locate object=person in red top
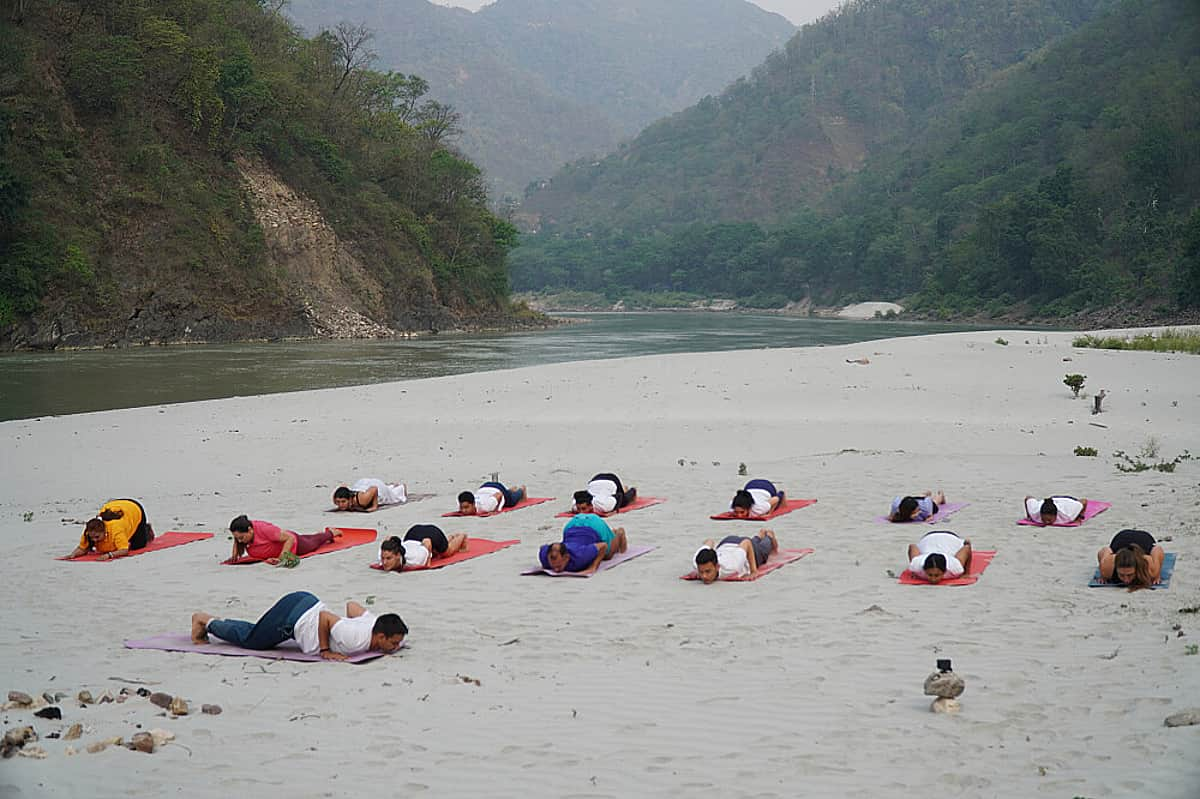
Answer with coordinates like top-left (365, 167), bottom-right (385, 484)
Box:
top-left (64, 499), bottom-right (154, 560)
top-left (225, 515), bottom-right (340, 565)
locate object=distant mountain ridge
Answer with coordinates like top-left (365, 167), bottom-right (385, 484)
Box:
top-left (286, 0), bottom-right (795, 197)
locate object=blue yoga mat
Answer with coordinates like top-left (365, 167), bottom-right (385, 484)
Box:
top-left (1089, 552), bottom-right (1176, 589)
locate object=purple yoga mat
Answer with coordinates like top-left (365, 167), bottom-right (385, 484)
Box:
top-left (124, 633), bottom-right (399, 663)
top-left (875, 502), bottom-right (969, 524)
top-left (521, 545), bottom-right (656, 577)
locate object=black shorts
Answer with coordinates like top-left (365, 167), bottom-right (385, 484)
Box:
top-left (1110, 529), bottom-right (1156, 555)
top-left (405, 524), bottom-right (448, 554)
top-left (119, 498), bottom-right (153, 550)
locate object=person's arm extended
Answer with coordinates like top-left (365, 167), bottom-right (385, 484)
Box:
top-left (66, 545), bottom-right (87, 559)
top-left (740, 539), bottom-right (758, 577)
top-left (582, 543), bottom-right (607, 575)
top-left (358, 485), bottom-right (379, 512)
top-left (103, 547), bottom-right (131, 560)
top-left (345, 601), bottom-right (367, 618)
top-left (317, 610), bottom-right (348, 660)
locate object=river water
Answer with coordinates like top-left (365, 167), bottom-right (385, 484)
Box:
top-left (0, 313), bottom-right (999, 421)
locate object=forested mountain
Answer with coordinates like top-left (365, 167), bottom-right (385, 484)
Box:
top-left (285, 0), bottom-right (795, 198)
top-left (0, 0), bottom-right (521, 349)
top-left (512, 0), bottom-right (1200, 320)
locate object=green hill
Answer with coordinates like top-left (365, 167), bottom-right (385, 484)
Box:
top-left (285, 0), bottom-right (796, 199)
top-left (512, 0), bottom-right (1200, 320)
top-left (0, 0), bottom-right (522, 349)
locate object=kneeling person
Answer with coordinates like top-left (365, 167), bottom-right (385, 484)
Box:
top-left (539, 513), bottom-right (628, 575)
top-left (65, 498), bottom-right (155, 560)
top-left (377, 525), bottom-right (468, 571)
top-left (457, 481), bottom-right (527, 515)
top-left (729, 479), bottom-right (785, 518)
top-left (694, 528), bottom-right (778, 583)
top-left (906, 531), bottom-right (972, 583)
top-left (191, 591), bottom-right (406, 660)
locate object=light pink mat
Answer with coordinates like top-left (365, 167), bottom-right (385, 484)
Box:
top-left (554, 496), bottom-right (666, 518)
top-left (521, 545), bottom-right (656, 577)
top-left (874, 502), bottom-right (969, 524)
top-left (1017, 500), bottom-right (1111, 527)
top-left (680, 548), bottom-right (813, 581)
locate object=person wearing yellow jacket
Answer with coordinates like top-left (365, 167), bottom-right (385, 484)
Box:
top-left (65, 499), bottom-right (154, 560)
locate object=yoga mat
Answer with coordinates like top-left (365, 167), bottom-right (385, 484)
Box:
top-left (681, 548), bottom-right (814, 581)
top-left (554, 496), bottom-right (667, 518)
top-left (59, 532), bottom-right (214, 562)
top-left (898, 550), bottom-right (997, 586)
top-left (442, 496), bottom-right (555, 517)
top-left (710, 499), bottom-right (817, 521)
top-left (1089, 552), bottom-right (1176, 589)
top-left (224, 527), bottom-right (376, 565)
top-left (874, 502), bottom-right (969, 524)
top-left (324, 492), bottom-right (435, 512)
top-left (521, 544), bottom-right (656, 577)
top-left (1017, 500), bottom-right (1111, 527)
top-left (124, 633), bottom-right (394, 663)
top-left (369, 537), bottom-right (520, 571)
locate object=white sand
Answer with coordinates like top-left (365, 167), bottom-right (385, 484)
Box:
top-left (836, 301), bottom-right (904, 319)
top-left (1, 328), bottom-right (1199, 798)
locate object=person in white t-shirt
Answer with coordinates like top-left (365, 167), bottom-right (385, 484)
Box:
top-left (331, 478), bottom-right (407, 512)
top-left (191, 591), bottom-right (407, 660)
top-left (570, 473), bottom-right (638, 515)
top-left (1024, 495), bottom-right (1088, 526)
top-left (456, 481), bottom-right (527, 515)
top-left (729, 479), bottom-right (785, 518)
top-left (906, 531), bottom-right (972, 583)
top-left (376, 525), bottom-right (469, 572)
top-left (692, 528), bottom-right (778, 583)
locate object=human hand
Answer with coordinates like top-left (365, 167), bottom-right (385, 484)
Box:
top-left (320, 650), bottom-right (348, 661)
top-left (266, 557), bottom-right (280, 566)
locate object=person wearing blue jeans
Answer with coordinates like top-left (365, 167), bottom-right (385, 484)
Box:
top-left (191, 591), bottom-right (407, 661)
top-left (457, 480), bottom-right (527, 514)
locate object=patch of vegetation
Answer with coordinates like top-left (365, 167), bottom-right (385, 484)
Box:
top-left (995, 337), bottom-right (1009, 346)
top-left (1064, 374), bottom-right (1087, 398)
top-left (1073, 446), bottom-right (1098, 457)
top-left (1113, 438), bottom-right (1192, 473)
top-left (1186, 644), bottom-right (1198, 656)
top-left (1073, 329), bottom-right (1200, 354)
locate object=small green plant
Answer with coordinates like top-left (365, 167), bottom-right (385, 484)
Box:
top-left (1073, 446), bottom-right (1098, 457)
top-left (1073, 329), bottom-right (1200, 354)
top-left (1186, 644), bottom-right (1199, 656)
top-left (1180, 606), bottom-right (1200, 614)
top-left (737, 462), bottom-right (748, 476)
top-left (365, 595), bottom-right (376, 606)
top-left (1063, 373), bottom-right (1086, 397)
top-left (994, 337), bottom-right (1008, 345)
top-left (277, 551), bottom-right (300, 568)
top-left (1113, 438), bottom-right (1192, 473)
top-left (22, 511), bottom-right (33, 522)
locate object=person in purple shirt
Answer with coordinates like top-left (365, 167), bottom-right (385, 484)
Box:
top-left (538, 517), bottom-right (629, 574)
top-left (888, 489), bottom-right (946, 522)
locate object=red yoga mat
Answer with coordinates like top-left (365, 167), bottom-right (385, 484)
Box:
top-left (60, 531), bottom-right (214, 562)
top-left (898, 550), bottom-right (997, 586)
top-left (554, 496), bottom-right (666, 518)
top-left (1017, 500), bottom-right (1111, 527)
top-left (681, 548), bottom-right (814, 581)
top-left (442, 496), bottom-right (555, 517)
top-left (369, 537), bottom-right (520, 571)
top-left (710, 499), bottom-right (817, 521)
top-left (224, 528), bottom-right (377, 565)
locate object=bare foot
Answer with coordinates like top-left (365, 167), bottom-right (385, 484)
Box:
top-left (762, 528), bottom-right (779, 553)
top-left (327, 527), bottom-right (343, 539)
top-left (933, 489), bottom-right (946, 504)
top-left (191, 613), bottom-right (214, 644)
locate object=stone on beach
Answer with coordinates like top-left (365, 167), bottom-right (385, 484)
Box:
top-left (923, 671), bottom-right (965, 699)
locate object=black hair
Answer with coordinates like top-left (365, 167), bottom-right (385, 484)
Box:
top-left (923, 553), bottom-right (948, 572)
top-left (380, 535), bottom-right (406, 564)
top-left (229, 515), bottom-right (252, 533)
top-left (1040, 498), bottom-right (1057, 517)
top-left (372, 614), bottom-right (408, 638)
top-left (731, 490), bottom-right (753, 510)
top-left (695, 547), bottom-right (718, 566)
top-left (573, 490), bottom-right (593, 505)
top-left (333, 487), bottom-right (353, 500)
top-left (457, 491), bottom-right (475, 504)
top-left (895, 496), bottom-right (919, 521)
top-left (547, 542), bottom-right (568, 558)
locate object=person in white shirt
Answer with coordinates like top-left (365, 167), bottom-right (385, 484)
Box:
top-left (331, 478), bottom-right (407, 512)
top-left (191, 591), bottom-right (406, 660)
top-left (1024, 495), bottom-right (1088, 526)
top-left (457, 481), bottom-right (526, 515)
top-left (692, 529), bottom-right (778, 583)
top-left (570, 473), bottom-right (638, 515)
top-left (888, 489), bottom-right (946, 522)
top-left (729, 479), bottom-right (785, 518)
top-left (906, 531), bottom-right (972, 583)
top-left (376, 525), bottom-right (468, 572)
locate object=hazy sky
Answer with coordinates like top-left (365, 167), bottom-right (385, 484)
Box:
top-left (429, 0), bottom-right (843, 26)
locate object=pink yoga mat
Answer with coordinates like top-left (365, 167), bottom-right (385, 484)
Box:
top-left (124, 633), bottom-right (395, 663)
top-left (224, 527), bottom-right (376, 565)
top-left (680, 548), bottom-right (814, 581)
top-left (874, 502), bottom-right (969, 524)
top-left (324, 492), bottom-right (435, 512)
top-left (442, 496), bottom-right (555, 517)
top-left (898, 550), bottom-right (997, 586)
top-left (710, 499), bottom-right (817, 521)
top-left (1017, 500), bottom-right (1111, 527)
top-left (521, 544), bottom-right (656, 577)
top-left (554, 496), bottom-right (667, 518)
top-left (369, 537), bottom-right (520, 571)
top-left (59, 532), bottom-right (214, 562)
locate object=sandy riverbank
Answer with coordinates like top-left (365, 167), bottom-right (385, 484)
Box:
top-left (1, 328), bottom-right (1198, 798)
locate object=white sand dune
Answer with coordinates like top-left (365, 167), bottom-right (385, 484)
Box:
top-left (1, 328), bottom-right (1198, 798)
